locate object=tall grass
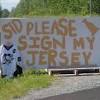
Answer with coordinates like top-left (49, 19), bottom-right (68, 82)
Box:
top-left (0, 69), bottom-right (54, 100)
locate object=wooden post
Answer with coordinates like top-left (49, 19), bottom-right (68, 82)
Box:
top-left (74, 69), bottom-right (78, 76)
top-left (48, 70), bottom-right (52, 76)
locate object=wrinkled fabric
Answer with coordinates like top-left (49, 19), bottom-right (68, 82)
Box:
top-left (0, 44), bottom-right (22, 78)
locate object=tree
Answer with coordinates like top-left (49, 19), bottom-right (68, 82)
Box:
top-left (10, 0), bottom-right (100, 17)
top-left (2, 9), bottom-right (9, 17)
top-left (92, 0), bottom-right (100, 14)
top-left (9, 7), bottom-right (16, 17)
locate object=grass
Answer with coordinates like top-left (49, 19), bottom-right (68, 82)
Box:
top-left (0, 69), bottom-right (54, 100)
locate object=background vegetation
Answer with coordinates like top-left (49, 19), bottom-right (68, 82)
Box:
top-left (0, 0), bottom-right (100, 17)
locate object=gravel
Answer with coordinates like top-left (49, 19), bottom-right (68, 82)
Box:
top-left (15, 74), bottom-right (100, 100)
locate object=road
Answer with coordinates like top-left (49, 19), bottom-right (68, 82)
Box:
top-left (16, 75), bottom-right (100, 100)
top-left (39, 87), bottom-right (100, 100)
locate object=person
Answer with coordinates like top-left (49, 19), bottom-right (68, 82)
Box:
top-left (0, 40), bottom-right (23, 78)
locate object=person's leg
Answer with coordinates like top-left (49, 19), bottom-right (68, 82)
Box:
top-left (6, 62), bottom-right (16, 78)
top-left (9, 62), bottom-right (17, 78)
top-left (6, 64), bottom-right (12, 78)
top-left (1, 65), bottom-right (7, 78)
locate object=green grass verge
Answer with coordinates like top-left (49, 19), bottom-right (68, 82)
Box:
top-left (0, 69), bottom-right (54, 100)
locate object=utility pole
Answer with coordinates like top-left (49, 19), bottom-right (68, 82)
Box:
top-left (90, 0), bottom-right (92, 16)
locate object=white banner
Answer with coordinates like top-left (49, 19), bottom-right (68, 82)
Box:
top-left (0, 17), bottom-right (100, 68)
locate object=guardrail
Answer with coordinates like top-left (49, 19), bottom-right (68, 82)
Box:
top-left (47, 65), bottom-right (100, 75)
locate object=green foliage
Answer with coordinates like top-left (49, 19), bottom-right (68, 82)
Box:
top-left (9, 0), bottom-right (100, 17)
top-left (1, 9), bottom-right (9, 17)
top-left (0, 69), bottom-right (54, 100)
top-left (92, 0), bottom-right (100, 14)
top-left (0, 5), bottom-right (9, 18)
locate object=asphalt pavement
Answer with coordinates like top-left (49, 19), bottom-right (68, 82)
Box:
top-left (39, 87), bottom-right (100, 100)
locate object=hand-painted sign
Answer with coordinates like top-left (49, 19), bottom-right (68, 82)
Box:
top-left (0, 17), bottom-right (100, 68)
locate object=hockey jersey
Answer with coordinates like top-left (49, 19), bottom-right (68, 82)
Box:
top-left (0, 44), bottom-right (22, 78)
top-left (0, 45), bottom-right (22, 65)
